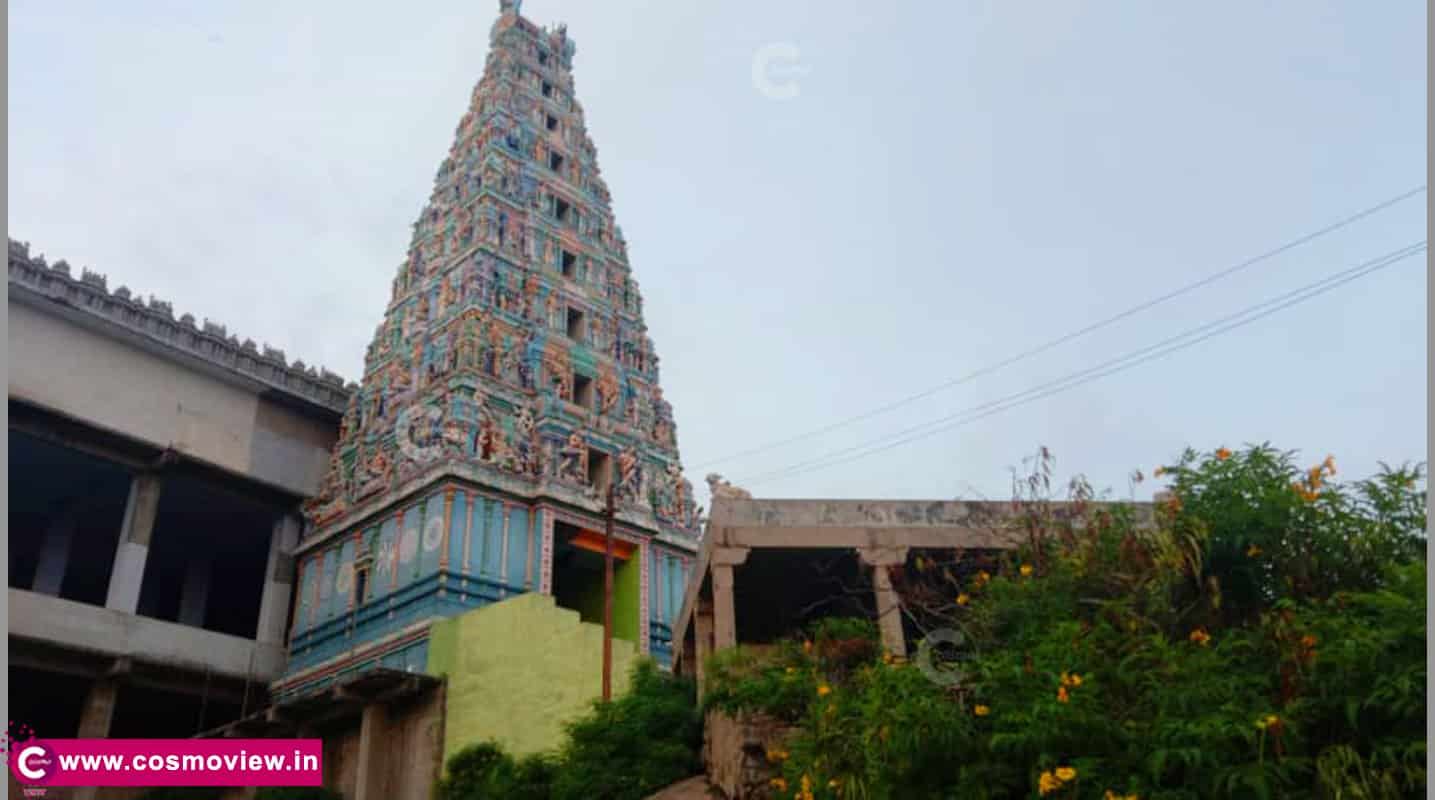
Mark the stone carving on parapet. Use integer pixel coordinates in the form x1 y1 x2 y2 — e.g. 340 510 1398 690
7 238 352 413
706 473 753 501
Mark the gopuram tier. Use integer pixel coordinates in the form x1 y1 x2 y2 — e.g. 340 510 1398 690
276 0 699 699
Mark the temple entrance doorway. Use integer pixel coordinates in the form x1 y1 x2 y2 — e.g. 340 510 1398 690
551 520 641 643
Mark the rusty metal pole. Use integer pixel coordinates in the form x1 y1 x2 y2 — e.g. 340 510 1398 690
602 482 615 702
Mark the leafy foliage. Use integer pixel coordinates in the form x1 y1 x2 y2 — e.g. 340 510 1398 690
705 446 1427 799
436 659 701 800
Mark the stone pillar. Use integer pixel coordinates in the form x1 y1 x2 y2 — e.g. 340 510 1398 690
105 473 163 614
77 678 119 738
354 703 391 800
710 548 748 651
256 514 302 645
694 597 714 700
32 505 81 596
178 555 213 627
859 546 910 659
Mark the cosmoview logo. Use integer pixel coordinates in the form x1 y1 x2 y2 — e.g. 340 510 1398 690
751 42 809 101
913 626 979 689
395 404 444 464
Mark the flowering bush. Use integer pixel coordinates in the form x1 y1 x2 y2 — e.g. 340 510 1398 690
704 446 1426 799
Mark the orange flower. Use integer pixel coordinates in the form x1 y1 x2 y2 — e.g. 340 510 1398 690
974 704 991 716
817 684 831 697
1020 564 1034 577
956 593 970 606
1189 628 1211 647
1057 685 1070 703
1300 634 1317 649
1216 447 1232 460
1054 766 1077 782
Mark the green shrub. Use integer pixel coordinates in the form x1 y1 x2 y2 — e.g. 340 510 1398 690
705 445 1427 799
436 659 701 800
551 659 702 800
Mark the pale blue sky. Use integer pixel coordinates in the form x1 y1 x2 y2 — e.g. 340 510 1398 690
8 1 1427 509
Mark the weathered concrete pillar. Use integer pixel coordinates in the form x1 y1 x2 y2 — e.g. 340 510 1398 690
859 546 910 659
256 514 302 644
710 548 748 651
77 678 119 738
694 598 714 700
178 554 213 627
354 703 391 800
32 505 80 596
105 473 163 614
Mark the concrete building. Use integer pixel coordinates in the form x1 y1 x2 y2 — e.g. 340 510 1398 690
9 2 702 795
670 494 1156 799
7 237 350 750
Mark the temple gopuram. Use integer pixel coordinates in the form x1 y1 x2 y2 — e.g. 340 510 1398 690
273 0 700 704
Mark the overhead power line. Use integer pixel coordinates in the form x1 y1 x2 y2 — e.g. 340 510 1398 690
737 240 1427 489
692 185 1427 471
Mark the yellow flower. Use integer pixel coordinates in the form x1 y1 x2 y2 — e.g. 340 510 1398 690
766 748 789 763
771 777 787 791
1020 564 1034 577
1216 447 1232 460
1055 766 1077 781
882 651 894 664
786 666 797 674
817 684 831 697
1246 544 1262 558
1039 771 1062 795
1060 672 1084 688
828 778 840 790
1189 627 1211 647
957 593 970 606
974 704 991 717
1255 713 1280 731
1057 685 1070 703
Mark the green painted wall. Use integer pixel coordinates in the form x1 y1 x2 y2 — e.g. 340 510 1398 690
427 592 639 760
613 554 639 644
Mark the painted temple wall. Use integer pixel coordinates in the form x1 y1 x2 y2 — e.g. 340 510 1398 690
427 591 638 759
